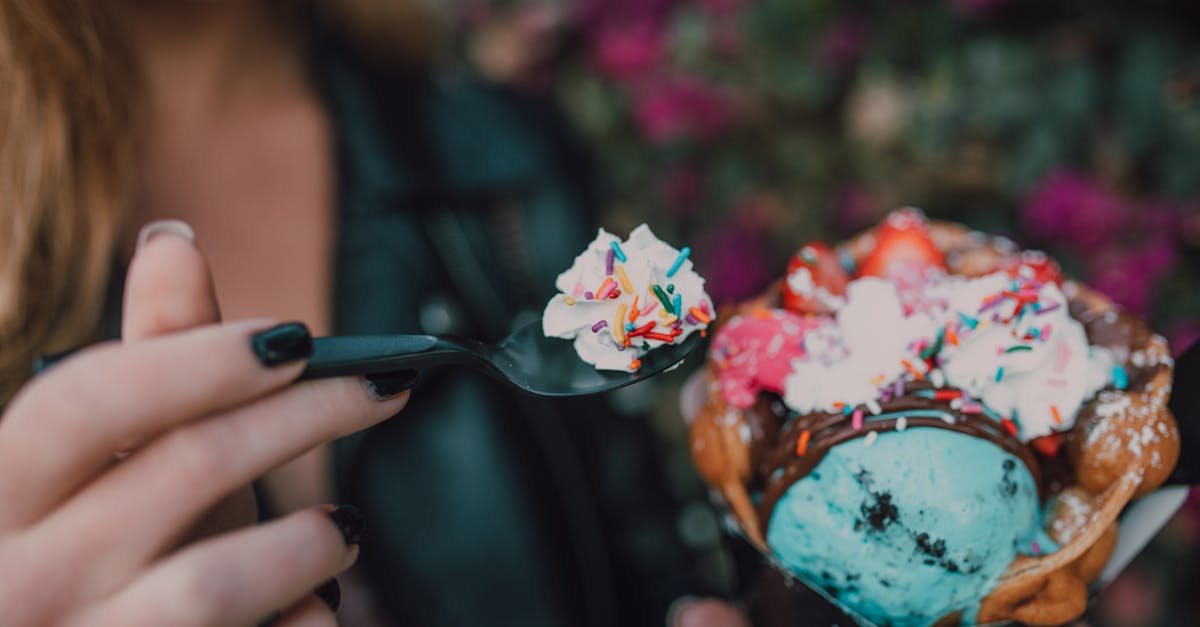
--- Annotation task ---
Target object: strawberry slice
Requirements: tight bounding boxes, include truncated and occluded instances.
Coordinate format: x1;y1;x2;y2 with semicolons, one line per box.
782;242;848;314
858;209;946;279
1000;250;1063;286
1030;433;1063;458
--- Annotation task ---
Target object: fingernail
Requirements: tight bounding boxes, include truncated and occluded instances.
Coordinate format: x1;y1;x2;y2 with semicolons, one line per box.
313;578;340;612
363;369;419;400
667;596;700;627
250;322;312;367
328;504;365;546
135;219;195;252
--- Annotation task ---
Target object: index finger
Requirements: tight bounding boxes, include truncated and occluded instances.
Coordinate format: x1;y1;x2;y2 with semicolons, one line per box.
0;319;311;531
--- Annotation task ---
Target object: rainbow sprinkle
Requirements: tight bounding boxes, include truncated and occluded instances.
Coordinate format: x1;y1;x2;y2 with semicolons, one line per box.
592;320;607;333
851;409;864;430
596;277;617;300
1034;302;1061;315
652;284;674;313
1112;365;1128;390
605;248;615;275
901;359;925;381
689;306;712;325
614;304;628;342
1050;405;1062;425
610;240;627;262
666;246;692;278
796;430;812;456
615;265;634;293
627;321;656;337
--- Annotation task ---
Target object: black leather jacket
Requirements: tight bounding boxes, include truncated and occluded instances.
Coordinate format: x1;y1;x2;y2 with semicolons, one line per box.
310;34;697;627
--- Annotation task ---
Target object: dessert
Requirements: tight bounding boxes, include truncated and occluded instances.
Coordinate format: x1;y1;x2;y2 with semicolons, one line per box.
543;224;714;371
690;209;1179;626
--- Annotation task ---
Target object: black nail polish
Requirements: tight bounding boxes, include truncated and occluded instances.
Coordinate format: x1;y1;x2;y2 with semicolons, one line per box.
313;578;340;612
250;322;312;367
328;504;365;545
363;369;419;400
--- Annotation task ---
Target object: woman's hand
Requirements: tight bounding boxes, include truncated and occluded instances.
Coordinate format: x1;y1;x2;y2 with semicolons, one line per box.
0;222;412;626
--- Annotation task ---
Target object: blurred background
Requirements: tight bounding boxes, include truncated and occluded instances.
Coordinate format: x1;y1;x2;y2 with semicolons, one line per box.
445;0;1199;624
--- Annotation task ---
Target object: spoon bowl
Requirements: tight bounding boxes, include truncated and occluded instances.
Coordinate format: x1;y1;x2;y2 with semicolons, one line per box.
300;321;703;397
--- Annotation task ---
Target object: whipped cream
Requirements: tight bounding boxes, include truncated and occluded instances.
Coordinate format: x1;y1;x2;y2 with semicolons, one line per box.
543;225;713;372
936;274;1114;441
780;270;1112;441
784;278;937;413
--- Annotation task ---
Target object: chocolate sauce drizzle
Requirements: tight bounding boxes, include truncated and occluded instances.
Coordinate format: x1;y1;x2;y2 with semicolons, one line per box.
755;388;1040;535
742;293;1165;538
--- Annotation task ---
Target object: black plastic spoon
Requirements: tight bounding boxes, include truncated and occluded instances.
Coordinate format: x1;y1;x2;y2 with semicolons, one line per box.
299;322;702;397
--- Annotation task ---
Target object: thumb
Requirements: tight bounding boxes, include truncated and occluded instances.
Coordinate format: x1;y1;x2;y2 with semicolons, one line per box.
122;220;221;340
120;220;255;539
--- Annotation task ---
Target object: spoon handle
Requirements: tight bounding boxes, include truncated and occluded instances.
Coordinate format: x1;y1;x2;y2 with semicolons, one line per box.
300;335;486;379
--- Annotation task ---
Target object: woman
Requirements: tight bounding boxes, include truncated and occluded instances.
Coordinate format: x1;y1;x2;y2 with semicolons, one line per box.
0;2;730;625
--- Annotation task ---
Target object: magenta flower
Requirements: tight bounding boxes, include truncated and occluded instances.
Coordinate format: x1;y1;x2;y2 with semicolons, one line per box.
633;77;734;143
1022;169;1125;251
590;21;665;82
572;0;673;39
1085;240;1177;316
695;219;776;304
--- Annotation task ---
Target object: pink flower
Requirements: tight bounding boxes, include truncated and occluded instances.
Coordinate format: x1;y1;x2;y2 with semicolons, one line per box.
815;15;871;72
696;219;776;304
572;0;673;38
633;77;734;143
590;21;665;81
1022;169;1125;251
1085;240;1176;316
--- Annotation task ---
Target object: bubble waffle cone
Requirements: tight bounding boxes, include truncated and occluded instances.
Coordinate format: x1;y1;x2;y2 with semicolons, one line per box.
689;211;1181;627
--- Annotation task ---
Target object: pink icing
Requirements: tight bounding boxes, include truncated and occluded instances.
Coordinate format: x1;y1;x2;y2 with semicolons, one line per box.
709;310;828;408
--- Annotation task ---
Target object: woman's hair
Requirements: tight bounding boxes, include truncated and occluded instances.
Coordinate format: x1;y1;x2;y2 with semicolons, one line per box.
0;1;441;405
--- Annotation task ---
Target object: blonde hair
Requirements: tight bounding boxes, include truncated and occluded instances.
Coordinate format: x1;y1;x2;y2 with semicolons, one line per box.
0;1;440;405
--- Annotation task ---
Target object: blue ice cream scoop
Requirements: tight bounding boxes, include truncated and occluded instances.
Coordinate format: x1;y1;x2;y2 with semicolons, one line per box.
766;427;1043;627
